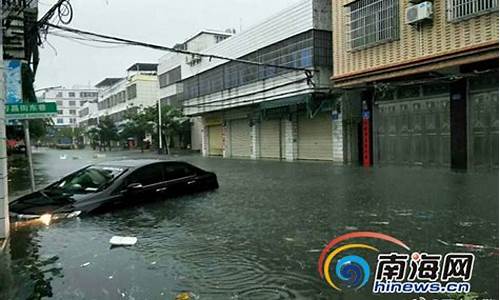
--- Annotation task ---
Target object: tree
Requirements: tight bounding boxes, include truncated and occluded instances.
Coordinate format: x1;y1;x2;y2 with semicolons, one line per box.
86;127;100;150
122;104;189;154
97;116;118;151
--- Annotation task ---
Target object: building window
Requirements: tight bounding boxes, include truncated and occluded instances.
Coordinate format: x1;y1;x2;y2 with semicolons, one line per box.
56;92;63;98
80;92;98;98
57;118;64;124
69;100;76;106
69;109;76;115
215;35;228;43
447;0;498;21
183;30;316;100
345;0;400;51
57;110;63;114
68;92;75;97
56;100;63;106
127;84;137;100
70;118;76;124
159;66;182;88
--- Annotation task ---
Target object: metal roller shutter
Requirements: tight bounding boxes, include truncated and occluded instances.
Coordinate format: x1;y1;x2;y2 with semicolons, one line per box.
298;113;333;160
230;119;251;158
375;96;450;167
208;125;223;156
469;89;499;169
260;119;282;159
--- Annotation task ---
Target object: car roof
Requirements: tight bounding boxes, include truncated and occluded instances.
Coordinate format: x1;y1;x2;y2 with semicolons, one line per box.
94;159;185;169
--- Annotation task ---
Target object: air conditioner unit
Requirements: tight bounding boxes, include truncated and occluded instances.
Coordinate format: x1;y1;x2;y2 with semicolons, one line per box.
406;1;433;25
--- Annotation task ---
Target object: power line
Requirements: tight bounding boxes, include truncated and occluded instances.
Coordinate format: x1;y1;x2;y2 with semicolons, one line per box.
43;22;316;74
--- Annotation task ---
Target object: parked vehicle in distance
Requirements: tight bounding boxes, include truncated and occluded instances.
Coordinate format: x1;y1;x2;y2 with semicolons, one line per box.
9;159;219;224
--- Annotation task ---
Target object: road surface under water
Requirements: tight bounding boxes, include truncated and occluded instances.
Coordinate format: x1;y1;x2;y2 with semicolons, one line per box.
1;148;498;299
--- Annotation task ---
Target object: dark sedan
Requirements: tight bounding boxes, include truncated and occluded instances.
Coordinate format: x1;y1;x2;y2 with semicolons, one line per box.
9;159;218;224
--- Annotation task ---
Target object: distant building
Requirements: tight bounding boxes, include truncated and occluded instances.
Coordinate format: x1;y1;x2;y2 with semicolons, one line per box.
94;63;159;125
178;0;335;161
158;29;233;150
41;87;98;127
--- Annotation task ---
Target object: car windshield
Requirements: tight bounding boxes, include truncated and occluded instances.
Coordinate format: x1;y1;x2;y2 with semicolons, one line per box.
50;166;125;194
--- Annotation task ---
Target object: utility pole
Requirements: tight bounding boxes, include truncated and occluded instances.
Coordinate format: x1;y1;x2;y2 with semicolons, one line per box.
23;120;35;191
0;4;10;239
158;97;162;154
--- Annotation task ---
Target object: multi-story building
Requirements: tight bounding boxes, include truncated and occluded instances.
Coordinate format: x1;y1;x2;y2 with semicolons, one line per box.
158;30;233;151
41;87;98;127
332;0;499;169
180;0;336;161
95;63;158;124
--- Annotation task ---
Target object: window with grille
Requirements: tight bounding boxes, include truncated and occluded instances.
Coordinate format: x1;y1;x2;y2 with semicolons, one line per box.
447;0;498;21
345;0;400;51
127;84;137;100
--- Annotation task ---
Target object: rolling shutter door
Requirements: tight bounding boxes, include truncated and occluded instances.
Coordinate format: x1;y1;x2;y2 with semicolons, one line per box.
469;89;499;169
297;113;333;160
208;125;223;156
260;119;282;159
230;119;251;158
375;96;450;167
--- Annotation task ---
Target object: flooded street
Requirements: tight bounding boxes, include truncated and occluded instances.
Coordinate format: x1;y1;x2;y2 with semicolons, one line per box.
1;148;498;299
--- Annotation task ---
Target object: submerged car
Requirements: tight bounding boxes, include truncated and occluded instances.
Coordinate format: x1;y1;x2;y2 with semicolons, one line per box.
9;159;218;224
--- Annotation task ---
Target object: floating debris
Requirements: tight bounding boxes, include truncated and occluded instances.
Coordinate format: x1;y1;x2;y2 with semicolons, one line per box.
437;239;499;252
80;262;90;268
109;236;137;246
458;221;473;227
150;261;157;265
59;155;67;160
344;226;359;231
176;292;198;300
370;221;390;225
108;275;113;279
284;237;295;242
307;249;322;253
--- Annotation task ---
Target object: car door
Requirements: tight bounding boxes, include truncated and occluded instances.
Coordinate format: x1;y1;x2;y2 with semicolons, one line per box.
162;162;199;196
124;163;166;201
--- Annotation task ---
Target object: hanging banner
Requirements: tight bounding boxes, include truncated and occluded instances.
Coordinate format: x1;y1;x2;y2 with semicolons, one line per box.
4;60;23;104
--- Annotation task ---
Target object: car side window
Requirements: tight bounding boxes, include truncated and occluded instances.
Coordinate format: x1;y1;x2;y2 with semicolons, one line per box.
164;163;197;181
128;164;164;186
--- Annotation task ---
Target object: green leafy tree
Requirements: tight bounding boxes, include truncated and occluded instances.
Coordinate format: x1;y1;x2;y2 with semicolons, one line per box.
97;116;118;151
122;104;189;154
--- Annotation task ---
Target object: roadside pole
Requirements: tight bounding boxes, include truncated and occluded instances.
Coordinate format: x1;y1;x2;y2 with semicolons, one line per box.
23;120;35;191
158;97;163;154
0;6;10;239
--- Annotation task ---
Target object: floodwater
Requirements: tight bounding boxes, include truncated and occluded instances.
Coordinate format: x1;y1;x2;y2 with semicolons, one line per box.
1;148;498;299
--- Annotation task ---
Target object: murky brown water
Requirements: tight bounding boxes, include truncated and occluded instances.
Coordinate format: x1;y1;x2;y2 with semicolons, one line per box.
1;148;498;299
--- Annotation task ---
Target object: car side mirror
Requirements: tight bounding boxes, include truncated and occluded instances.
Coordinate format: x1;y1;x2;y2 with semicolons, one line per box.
124;183;143;193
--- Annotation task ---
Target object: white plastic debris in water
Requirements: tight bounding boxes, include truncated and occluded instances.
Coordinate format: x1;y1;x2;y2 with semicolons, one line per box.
109;236;137;246
80;262;90;267
60;154;67;160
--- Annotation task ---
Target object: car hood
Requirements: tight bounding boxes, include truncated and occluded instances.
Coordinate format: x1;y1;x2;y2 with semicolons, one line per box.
9;190;94;215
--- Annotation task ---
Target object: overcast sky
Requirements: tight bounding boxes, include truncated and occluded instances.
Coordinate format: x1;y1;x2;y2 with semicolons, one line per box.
35;0;303;90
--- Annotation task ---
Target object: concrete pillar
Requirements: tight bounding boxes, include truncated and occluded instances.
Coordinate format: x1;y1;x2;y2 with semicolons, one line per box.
283;115;297;161
222;121;230;158
450;78;468;169
250;122;260;159
332;111;344;163
0;10;9;238
201;122;209;157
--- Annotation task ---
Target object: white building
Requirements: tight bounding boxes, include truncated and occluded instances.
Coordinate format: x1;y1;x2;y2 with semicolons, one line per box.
158;30;233;151
93;63;159;124
171;0;337;162
41;87;98;127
